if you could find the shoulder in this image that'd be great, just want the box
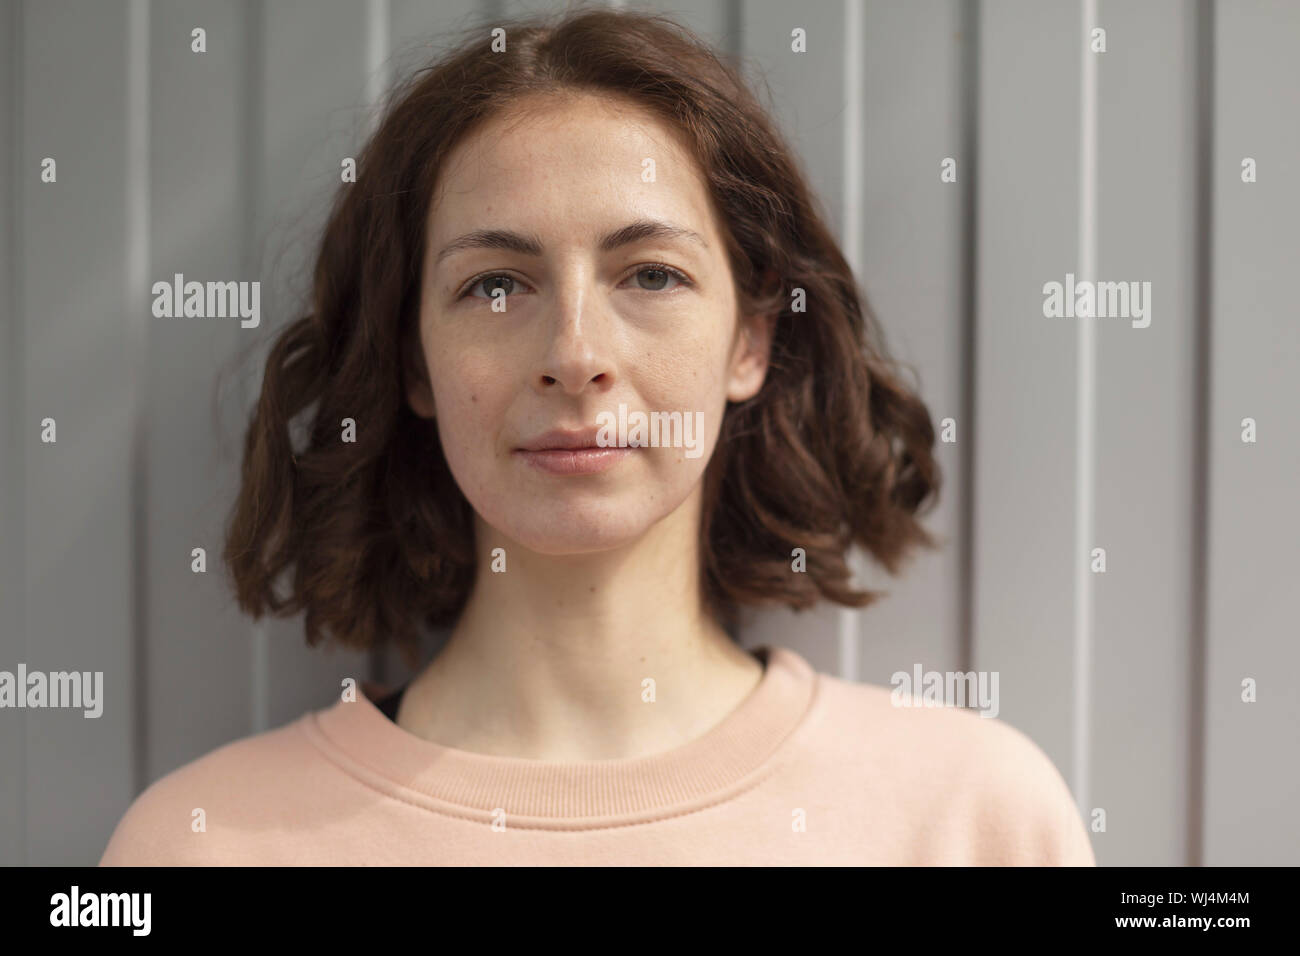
[808,672,1097,865]
[98,714,327,866]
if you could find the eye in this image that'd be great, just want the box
[623,263,691,292]
[455,263,692,302]
[459,273,531,301]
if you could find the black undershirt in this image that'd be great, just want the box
[374,684,408,723]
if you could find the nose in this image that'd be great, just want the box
[533,273,616,395]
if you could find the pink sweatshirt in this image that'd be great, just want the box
[99,645,1096,865]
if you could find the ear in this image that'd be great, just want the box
[407,378,436,419]
[403,323,437,419]
[726,309,775,403]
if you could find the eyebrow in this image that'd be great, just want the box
[434,218,709,266]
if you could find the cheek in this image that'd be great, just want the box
[426,347,510,470]
[634,310,735,420]
[630,329,734,481]
[427,338,505,414]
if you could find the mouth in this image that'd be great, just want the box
[514,428,636,476]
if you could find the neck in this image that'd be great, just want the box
[396,485,764,760]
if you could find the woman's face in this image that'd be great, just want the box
[410,92,771,555]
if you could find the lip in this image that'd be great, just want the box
[517,428,609,451]
[514,428,636,476]
[514,446,634,475]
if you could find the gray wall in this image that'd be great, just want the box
[2,0,1296,866]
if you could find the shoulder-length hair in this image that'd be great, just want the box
[223,7,941,666]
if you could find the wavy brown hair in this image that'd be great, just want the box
[223,6,941,666]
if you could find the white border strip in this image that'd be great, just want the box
[365,0,391,132]
[838,0,865,683]
[247,0,268,733]
[1072,0,1098,812]
[126,0,151,786]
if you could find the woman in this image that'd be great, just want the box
[100,8,1094,866]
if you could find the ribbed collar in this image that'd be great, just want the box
[301,644,818,828]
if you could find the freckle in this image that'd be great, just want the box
[470,393,477,403]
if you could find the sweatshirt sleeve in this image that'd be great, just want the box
[974,717,1098,866]
[98,778,199,866]
[98,718,319,866]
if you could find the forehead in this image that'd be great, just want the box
[425,92,719,246]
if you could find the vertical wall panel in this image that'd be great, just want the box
[19,0,137,865]
[256,0,377,730]
[1203,0,1300,866]
[141,0,255,792]
[390,0,485,83]
[0,0,26,866]
[971,0,1083,802]
[854,0,967,692]
[1090,0,1198,866]
[624,0,732,46]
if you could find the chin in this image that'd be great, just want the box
[486,496,680,556]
